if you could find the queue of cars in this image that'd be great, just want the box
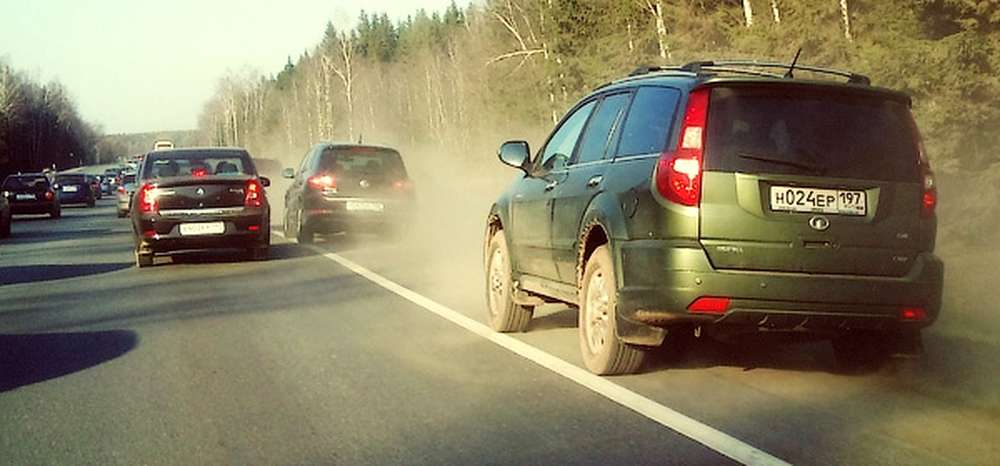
[4,61,944,377]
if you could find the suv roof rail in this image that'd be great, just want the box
[626,61,871,86]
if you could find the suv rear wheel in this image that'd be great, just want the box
[579,245,646,375]
[485,230,533,332]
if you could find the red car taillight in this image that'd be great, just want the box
[138,183,158,214]
[655,88,710,207]
[308,174,337,192]
[117,186,126,194]
[907,114,937,218]
[245,178,264,208]
[687,296,731,315]
[44,190,55,200]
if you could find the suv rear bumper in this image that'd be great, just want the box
[614,240,944,346]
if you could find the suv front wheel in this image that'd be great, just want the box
[579,245,647,375]
[485,230,533,332]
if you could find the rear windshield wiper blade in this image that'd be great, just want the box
[736,151,824,175]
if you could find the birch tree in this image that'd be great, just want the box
[742,0,754,27]
[839,0,853,41]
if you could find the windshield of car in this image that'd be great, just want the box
[704,86,921,182]
[318,147,407,178]
[143,153,252,179]
[3,176,49,191]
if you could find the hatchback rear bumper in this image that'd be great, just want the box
[613,239,944,346]
[304,197,413,233]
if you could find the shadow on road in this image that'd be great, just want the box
[165,242,318,266]
[0,263,132,286]
[0,330,138,392]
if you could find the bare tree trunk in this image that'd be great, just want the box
[742,0,754,27]
[643,1,671,60]
[771,0,781,23]
[840,0,853,41]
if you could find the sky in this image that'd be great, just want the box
[0,0,464,134]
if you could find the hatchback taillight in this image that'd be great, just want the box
[138,183,158,214]
[308,174,337,192]
[117,186,126,194]
[245,178,264,208]
[44,190,54,200]
[655,88,710,207]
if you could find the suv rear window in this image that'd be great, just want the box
[319,147,407,178]
[704,86,920,182]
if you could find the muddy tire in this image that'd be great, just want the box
[136,251,154,268]
[296,209,314,244]
[578,245,646,375]
[485,230,533,332]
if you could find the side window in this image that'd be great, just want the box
[615,87,681,158]
[297,148,315,177]
[574,92,631,165]
[538,100,597,171]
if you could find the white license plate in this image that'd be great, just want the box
[16,193,35,201]
[179,222,226,236]
[345,201,384,212]
[770,186,867,216]
[62,185,79,192]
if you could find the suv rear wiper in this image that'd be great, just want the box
[737,151,824,175]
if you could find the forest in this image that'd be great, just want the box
[196,0,998,174]
[0,60,107,177]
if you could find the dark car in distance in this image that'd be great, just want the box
[0,193,10,238]
[2,173,61,219]
[55,174,97,207]
[131,148,271,267]
[484,61,943,375]
[282,143,414,243]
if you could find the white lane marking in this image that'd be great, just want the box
[275,233,789,466]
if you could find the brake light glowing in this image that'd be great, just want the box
[900,307,927,321]
[248,225,260,232]
[138,183,158,214]
[44,190,54,200]
[245,178,264,208]
[687,296,731,314]
[117,186,126,194]
[191,167,209,177]
[308,174,337,192]
[393,180,412,190]
[656,88,710,207]
[907,114,937,218]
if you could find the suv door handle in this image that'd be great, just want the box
[544,180,559,191]
[587,175,603,188]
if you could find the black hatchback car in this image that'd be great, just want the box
[131,148,271,267]
[2,173,61,218]
[485,61,943,375]
[282,143,414,243]
[55,174,97,207]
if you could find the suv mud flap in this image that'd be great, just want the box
[615,312,667,347]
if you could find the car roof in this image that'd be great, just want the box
[316,142,400,153]
[591,65,911,104]
[144,147,250,158]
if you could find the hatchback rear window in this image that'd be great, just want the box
[319,147,407,178]
[56,175,86,184]
[704,86,920,182]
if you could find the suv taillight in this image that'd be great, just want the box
[308,174,337,193]
[245,178,264,208]
[909,117,937,218]
[138,183,158,214]
[655,88,710,207]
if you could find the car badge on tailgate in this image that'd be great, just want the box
[809,215,831,231]
[195,187,205,197]
[359,179,371,189]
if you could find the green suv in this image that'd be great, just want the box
[484,61,943,375]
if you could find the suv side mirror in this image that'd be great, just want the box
[281,168,295,179]
[259,176,271,188]
[498,140,531,173]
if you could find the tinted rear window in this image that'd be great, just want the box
[616,87,681,157]
[57,175,86,183]
[3,176,49,190]
[143,152,253,179]
[318,147,407,178]
[704,86,920,182]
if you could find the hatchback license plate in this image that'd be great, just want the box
[345,201,384,212]
[179,222,225,236]
[770,186,866,216]
[16,193,35,201]
[62,185,79,192]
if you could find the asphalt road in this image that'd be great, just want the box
[1,198,997,465]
